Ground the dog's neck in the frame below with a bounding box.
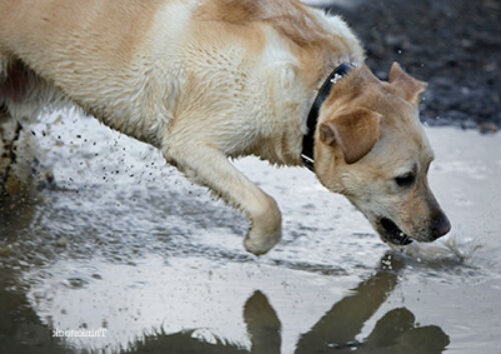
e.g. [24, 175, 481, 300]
[301, 63, 353, 171]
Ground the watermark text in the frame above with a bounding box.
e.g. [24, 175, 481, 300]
[52, 328, 108, 338]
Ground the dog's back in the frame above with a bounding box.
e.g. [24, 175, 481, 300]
[1, 1, 181, 144]
[0, 0, 363, 144]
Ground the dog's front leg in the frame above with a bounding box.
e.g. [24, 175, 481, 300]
[164, 144, 282, 255]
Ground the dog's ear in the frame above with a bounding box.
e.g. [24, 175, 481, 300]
[388, 62, 427, 105]
[319, 108, 382, 164]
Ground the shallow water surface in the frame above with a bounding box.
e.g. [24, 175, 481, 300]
[1, 113, 500, 354]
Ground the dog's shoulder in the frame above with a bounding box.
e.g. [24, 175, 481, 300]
[193, 1, 364, 84]
[195, 0, 345, 48]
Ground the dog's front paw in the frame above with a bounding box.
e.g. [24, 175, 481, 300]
[244, 196, 282, 255]
[244, 225, 282, 255]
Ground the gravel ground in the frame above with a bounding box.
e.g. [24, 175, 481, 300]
[326, 0, 501, 131]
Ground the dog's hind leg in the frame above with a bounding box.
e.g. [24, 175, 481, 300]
[164, 144, 282, 255]
[1, 57, 53, 197]
[1, 57, 29, 196]
[0, 104, 23, 196]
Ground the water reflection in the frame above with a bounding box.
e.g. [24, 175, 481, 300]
[120, 255, 449, 354]
[0, 252, 449, 354]
[294, 254, 450, 353]
[119, 291, 281, 354]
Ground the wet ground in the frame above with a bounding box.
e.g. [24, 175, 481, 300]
[1, 110, 500, 354]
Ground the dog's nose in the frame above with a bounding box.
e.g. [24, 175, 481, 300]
[431, 213, 451, 239]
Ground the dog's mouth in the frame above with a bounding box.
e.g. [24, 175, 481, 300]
[379, 217, 413, 246]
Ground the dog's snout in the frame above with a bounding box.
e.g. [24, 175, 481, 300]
[431, 213, 451, 239]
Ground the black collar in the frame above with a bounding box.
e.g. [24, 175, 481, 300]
[301, 63, 353, 171]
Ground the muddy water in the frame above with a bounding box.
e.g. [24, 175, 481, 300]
[0, 112, 500, 354]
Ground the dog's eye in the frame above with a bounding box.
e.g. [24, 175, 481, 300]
[394, 173, 415, 187]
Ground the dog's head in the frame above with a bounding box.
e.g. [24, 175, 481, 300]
[314, 63, 450, 245]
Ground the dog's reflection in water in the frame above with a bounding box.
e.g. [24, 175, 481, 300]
[293, 254, 449, 354]
[123, 254, 449, 354]
[0, 243, 448, 354]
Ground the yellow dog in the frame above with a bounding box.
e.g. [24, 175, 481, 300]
[0, 0, 450, 253]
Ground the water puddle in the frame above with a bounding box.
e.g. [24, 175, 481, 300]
[1, 112, 500, 353]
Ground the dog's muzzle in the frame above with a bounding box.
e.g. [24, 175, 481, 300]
[379, 217, 413, 246]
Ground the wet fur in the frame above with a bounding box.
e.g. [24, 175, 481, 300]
[0, 0, 448, 254]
